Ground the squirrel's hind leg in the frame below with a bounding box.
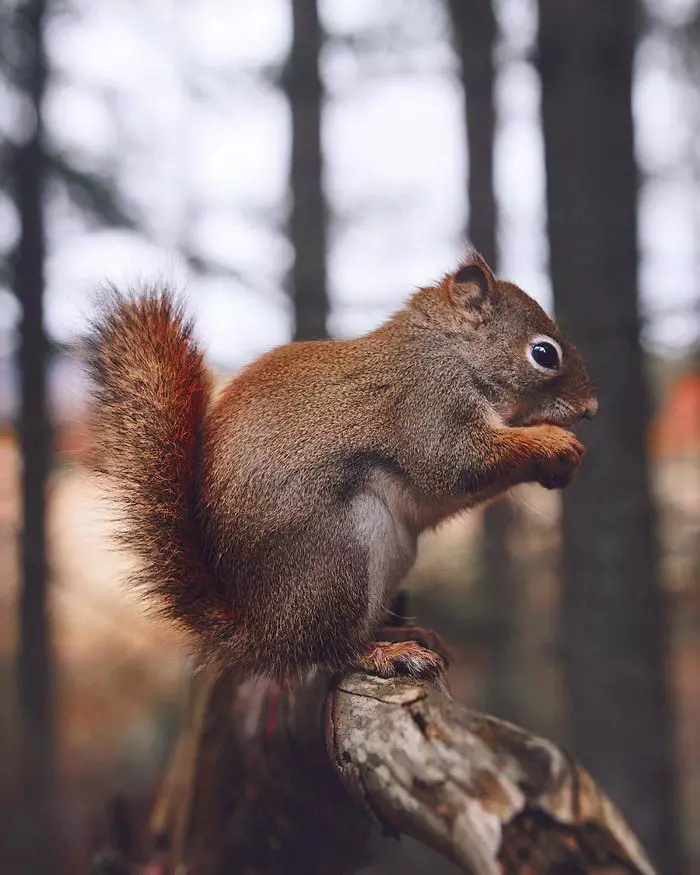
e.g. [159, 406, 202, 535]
[376, 625, 451, 666]
[355, 640, 445, 680]
[352, 590, 450, 679]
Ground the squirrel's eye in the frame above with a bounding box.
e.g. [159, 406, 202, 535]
[527, 336, 562, 372]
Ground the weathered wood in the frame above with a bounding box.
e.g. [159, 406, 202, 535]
[125, 665, 658, 875]
[330, 674, 656, 875]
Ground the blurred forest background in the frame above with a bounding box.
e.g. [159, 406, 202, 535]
[1, 0, 700, 873]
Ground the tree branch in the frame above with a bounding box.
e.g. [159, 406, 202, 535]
[329, 673, 657, 875]
[92, 664, 659, 875]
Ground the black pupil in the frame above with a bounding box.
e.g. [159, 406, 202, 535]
[531, 341, 559, 369]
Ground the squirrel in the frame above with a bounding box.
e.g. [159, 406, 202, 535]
[86, 250, 597, 681]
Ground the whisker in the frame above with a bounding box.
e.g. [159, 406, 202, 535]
[512, 493, 556, 525]
[382, 605, 419, 623]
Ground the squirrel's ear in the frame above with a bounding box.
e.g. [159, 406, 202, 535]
[448, 250, 496, 314]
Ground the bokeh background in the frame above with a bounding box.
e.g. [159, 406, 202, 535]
[1, 0, 700, 873]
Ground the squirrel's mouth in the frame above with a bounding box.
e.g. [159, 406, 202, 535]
[508, 399, 595, 430]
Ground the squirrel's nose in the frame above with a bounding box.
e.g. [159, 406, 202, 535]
[581, 397, 599, 420]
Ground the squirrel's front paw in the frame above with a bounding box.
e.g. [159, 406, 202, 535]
[529, 425, 586, 490]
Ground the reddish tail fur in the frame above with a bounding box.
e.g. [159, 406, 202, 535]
[85, 289, 216, 633]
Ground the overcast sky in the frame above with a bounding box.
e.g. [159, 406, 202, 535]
[1, 0, 699, 373]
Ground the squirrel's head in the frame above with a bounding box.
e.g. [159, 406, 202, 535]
[409, 250, 598, 429]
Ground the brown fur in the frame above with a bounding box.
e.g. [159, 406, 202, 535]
[86, 253, 597, 679]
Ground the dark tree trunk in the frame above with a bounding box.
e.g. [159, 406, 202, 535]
[286, 0, 328, 341]
[476, 500, 524, 722]
[12, 0, 56, 871]
[448, 0, 497, 268]
[538, 3, 680, 871]
[449, 0, 523, 723]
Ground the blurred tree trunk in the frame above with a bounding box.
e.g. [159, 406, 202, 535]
[448, 0, 497, 267]
[285, 0, 328, 341]
[12, 0, 56, 872]
[448, 0, 523, 724]
[538, 3, 680, 872]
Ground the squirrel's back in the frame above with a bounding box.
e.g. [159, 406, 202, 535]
[85, 290, 219, 633]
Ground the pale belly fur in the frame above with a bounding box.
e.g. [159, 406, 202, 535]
[349, 470, 422, 633]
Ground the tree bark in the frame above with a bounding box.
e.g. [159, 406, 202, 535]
[117, 666, 659, 875]
[285, 0, 328, 341]
[12, 0, 56, 872]
[538, 3, 679, 871]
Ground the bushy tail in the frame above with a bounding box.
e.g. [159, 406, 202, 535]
[85, 289, 217, 631]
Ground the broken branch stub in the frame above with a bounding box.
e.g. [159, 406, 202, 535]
[328, 673, 658, 875]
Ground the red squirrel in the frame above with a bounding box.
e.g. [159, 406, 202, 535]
[86, 250, 597, 680]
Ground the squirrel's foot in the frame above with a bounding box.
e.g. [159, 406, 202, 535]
[356, 640, 445, 680]
[378, 625, 452, 667]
